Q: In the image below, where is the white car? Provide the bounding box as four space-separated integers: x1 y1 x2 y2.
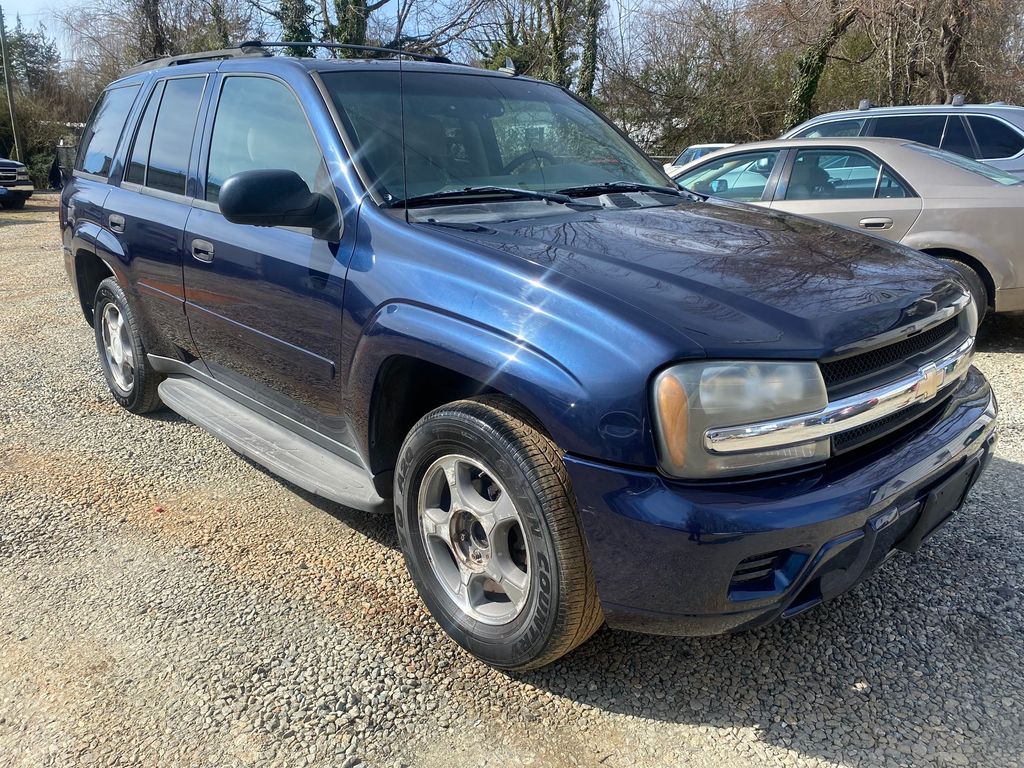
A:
662 143 733 175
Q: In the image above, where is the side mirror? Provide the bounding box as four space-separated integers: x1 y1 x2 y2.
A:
219 169 335 230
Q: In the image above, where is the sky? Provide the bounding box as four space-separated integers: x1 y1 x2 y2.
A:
1 0 75 27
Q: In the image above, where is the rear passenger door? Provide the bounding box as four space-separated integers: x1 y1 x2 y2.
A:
770 148 922 241
102 74 210 357
182 74 349 437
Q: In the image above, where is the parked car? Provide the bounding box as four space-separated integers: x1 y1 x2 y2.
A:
663 142 733 175
62 44 996 670
0 157 34 209
783 101 1024 176
672 136 1024 316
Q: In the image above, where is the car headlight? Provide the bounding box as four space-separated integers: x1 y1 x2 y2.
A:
15 168 28 180
652 361 829 479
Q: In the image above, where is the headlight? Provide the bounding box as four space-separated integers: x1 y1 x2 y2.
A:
652 361 829 479
15 168 28 179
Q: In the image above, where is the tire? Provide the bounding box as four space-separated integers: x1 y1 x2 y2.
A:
93 276 163 413
394 395 603 670
8 197 26 210
938 257 990 319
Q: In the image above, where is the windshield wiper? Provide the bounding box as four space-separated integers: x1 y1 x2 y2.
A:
556 181 706 201
384 185 587 209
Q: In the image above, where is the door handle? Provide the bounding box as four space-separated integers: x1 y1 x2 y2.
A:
859 217 893 230
191 239 215 263
108 214 125 233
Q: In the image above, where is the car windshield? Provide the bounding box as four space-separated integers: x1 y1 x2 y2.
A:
906 143 1024 185
322 70 669 208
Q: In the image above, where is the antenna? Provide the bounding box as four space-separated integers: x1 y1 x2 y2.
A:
858 99 873 111
951 94 965 107
499 56 516 76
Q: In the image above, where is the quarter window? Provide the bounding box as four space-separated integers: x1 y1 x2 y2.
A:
206 77 323 203
967 115 1024 159
76 85 141 177
794 118 865 138
871 115 946 146
676 151 780 201
785 150 910 200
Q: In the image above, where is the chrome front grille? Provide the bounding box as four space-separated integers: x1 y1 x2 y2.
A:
820 317 959 396
705 329 974 456
0 170 16 183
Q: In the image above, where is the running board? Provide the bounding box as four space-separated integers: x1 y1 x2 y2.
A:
157 375 388 513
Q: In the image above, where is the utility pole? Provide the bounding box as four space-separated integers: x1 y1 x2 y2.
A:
0 5 24 163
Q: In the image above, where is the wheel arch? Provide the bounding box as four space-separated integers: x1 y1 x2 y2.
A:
918 247 996 308
350 303 612 488
74 248 116 325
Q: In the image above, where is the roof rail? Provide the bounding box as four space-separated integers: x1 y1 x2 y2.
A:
121 39 455 78
122 46 270 77
238 40 455 64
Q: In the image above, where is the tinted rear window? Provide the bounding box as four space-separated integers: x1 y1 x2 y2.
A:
940 115 976 157
967 115 1024 158
77 85 141 177
871 115 946 146
147 77 206 194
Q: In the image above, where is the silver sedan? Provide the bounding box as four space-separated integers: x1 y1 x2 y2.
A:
671 137 1024 315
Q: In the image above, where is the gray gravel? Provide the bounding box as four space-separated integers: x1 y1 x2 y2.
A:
1 194 1022 768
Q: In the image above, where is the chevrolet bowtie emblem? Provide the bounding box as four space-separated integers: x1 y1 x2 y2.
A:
915 363 942 401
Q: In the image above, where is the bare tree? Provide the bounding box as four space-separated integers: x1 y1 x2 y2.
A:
783 1 861 129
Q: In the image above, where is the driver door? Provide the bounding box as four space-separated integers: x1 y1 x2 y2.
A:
675 149 783 204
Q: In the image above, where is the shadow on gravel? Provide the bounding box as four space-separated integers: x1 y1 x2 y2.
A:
978 312 1024 353
234 453 400 551
517 455 1024 762
0 197 60 226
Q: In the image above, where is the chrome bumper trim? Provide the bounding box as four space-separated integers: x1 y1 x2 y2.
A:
704 335 976 454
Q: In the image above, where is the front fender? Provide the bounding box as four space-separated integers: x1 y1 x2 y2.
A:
347 301 658 468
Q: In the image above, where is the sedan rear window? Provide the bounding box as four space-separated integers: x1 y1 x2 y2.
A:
907 143 1023 185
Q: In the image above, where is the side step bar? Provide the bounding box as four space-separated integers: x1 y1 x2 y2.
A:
158 375 388 514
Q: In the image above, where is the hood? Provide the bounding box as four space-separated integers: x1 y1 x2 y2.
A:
0 158 24 169
442 200 963 358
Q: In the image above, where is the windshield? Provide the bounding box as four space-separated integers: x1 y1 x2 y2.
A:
906 143 1024 185
322 70 668 205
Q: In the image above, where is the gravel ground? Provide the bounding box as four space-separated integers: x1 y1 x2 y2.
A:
1 194 1022 768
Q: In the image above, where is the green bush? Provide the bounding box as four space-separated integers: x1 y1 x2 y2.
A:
26 152 53 189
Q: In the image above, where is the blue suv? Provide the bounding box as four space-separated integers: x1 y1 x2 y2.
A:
62 42 997 670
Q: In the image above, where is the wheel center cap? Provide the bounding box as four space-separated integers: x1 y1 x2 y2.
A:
450 510 490 571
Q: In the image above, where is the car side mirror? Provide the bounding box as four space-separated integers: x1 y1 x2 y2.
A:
219 169 336 231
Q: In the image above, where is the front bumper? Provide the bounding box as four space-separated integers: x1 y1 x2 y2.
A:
567 367 997 636
0 182 33 200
